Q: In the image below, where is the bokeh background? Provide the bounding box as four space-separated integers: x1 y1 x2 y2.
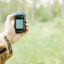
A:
0 0 64 64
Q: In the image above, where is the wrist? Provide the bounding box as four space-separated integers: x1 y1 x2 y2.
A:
2 32 12 44
3 31 16 44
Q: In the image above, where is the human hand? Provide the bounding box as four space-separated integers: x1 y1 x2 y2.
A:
3 13 29 44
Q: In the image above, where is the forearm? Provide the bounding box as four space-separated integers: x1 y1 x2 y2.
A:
0 33 13 64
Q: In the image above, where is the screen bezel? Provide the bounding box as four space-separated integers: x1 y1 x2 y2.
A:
15 15 26 33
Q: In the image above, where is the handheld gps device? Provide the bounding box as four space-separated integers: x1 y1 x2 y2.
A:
14 12 26 33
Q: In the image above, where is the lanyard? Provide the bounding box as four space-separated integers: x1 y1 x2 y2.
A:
4 36 13 54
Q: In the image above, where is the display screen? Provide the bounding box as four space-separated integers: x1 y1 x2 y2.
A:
16 19 23 29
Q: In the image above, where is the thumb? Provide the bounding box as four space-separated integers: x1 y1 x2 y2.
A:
6 13 14 23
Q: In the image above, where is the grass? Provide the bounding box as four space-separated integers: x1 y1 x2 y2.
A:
1 20 64 64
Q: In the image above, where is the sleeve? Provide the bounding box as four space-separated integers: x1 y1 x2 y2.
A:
0 36 13 64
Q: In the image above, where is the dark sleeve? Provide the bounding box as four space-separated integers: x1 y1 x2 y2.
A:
0 36 13 64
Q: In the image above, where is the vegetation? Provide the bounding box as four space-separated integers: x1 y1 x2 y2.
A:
0 0 64 64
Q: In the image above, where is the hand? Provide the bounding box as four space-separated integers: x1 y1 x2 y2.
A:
3 13 29 44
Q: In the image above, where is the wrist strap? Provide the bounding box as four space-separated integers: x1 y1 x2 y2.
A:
0 47 7 54
4 36 13 54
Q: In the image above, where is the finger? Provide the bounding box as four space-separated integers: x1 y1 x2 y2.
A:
25 19 28 23
7 13 15 22
25 26 29 32
25 23 29 27
26 26 29 31
20 26 29 35
10 13 15 17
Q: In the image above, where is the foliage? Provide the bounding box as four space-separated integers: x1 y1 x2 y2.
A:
35 6 48 22
35 4 61 22
52 3 61 18
0 0 62 22
4 20 64 64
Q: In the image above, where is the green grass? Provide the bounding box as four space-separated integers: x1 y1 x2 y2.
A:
1 20 64 64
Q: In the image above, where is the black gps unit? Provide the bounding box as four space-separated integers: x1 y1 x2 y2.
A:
14 12 26 33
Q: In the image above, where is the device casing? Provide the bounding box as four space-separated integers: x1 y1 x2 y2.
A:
14 12 26 33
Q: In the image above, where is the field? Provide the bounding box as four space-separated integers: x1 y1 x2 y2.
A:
1 19 64 64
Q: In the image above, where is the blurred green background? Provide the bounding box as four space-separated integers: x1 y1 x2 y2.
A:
0 0 64 64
